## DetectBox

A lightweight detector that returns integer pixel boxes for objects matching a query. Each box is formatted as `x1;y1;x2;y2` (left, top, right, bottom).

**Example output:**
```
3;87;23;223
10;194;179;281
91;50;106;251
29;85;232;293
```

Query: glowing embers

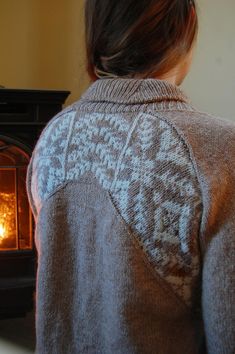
0;139;32;252
0;224;4;237
0;192;16;249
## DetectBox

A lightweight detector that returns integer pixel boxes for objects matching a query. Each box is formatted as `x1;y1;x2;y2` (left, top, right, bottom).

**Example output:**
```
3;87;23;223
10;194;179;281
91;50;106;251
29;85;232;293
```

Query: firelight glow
0;223;6;240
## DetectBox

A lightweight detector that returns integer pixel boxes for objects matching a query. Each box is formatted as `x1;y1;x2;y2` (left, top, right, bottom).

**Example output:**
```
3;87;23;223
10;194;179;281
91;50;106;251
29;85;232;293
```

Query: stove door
0;136;35;319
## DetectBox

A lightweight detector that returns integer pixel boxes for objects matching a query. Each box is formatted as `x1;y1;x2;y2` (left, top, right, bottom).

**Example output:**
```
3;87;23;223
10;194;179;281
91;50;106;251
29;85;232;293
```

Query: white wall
182;0;235;121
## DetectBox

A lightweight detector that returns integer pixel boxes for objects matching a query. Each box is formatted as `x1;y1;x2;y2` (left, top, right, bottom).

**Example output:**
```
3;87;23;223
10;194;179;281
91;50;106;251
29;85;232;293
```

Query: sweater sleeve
163;110;235;353
202;227;235;354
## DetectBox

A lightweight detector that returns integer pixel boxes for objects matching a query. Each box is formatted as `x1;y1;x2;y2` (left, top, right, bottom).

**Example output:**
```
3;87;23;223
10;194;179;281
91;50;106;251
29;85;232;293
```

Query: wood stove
0;88;70;319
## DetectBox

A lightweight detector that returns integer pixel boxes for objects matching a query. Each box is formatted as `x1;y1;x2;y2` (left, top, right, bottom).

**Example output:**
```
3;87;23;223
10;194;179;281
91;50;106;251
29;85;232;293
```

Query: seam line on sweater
148;111;205;257
35;177;195;313
34;181;70;216
108;190;192;312
110;114;140;190
64;110;77;181
74;105;194;114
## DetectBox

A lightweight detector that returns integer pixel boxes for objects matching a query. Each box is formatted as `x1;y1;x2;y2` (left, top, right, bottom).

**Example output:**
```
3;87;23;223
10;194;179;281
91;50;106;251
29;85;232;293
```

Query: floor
0;311;35;353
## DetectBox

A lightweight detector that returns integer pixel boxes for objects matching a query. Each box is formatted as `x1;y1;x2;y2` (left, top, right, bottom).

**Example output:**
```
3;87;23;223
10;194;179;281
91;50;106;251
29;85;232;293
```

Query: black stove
0;88;70;319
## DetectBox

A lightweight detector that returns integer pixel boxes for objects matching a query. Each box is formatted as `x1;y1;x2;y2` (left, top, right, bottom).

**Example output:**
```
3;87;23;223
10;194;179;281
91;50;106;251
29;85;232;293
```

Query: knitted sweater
27;78;235;354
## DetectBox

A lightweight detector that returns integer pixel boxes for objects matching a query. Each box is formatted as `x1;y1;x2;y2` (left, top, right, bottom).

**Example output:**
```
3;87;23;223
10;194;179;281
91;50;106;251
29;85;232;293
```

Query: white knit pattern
31;105;202;306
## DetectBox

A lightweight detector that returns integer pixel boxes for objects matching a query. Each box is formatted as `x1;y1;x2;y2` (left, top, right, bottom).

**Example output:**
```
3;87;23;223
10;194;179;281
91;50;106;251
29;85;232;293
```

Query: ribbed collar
79;78;195;112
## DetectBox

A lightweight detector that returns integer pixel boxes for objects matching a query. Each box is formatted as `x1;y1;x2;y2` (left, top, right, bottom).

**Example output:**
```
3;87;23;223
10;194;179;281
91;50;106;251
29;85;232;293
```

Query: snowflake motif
31;110;202;306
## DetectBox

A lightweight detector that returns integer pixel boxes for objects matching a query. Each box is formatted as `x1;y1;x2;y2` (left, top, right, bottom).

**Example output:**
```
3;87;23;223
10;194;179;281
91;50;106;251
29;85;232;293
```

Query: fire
0;223;6;240
0;192;17;249
0;192;15;247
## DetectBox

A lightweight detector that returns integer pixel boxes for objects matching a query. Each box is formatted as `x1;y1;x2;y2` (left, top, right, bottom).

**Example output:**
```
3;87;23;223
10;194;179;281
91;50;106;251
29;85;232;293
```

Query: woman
27;0;235;353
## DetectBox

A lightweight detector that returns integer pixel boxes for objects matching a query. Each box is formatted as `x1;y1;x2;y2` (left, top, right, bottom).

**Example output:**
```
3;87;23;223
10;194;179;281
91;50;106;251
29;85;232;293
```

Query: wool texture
27;78;235;354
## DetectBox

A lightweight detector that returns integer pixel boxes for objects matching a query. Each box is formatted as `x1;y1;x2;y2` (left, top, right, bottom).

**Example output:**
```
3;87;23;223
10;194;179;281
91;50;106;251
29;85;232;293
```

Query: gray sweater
27;78;235;354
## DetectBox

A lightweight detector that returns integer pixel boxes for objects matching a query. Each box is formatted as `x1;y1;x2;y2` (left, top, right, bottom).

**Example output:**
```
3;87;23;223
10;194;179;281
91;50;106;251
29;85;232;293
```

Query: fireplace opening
0;136;32;252
0;135;35;319
0;88;70;319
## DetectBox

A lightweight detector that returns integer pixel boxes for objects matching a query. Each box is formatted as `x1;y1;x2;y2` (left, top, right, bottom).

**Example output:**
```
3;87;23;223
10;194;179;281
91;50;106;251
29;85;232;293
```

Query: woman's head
85;0;198;82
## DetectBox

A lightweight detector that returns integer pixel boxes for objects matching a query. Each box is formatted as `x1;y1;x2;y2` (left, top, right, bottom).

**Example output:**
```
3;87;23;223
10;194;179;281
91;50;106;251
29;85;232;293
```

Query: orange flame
0;223;6;240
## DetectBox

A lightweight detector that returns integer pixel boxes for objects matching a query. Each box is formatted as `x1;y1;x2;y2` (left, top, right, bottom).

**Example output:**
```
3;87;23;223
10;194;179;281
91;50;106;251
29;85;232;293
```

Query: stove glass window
0;140;32;251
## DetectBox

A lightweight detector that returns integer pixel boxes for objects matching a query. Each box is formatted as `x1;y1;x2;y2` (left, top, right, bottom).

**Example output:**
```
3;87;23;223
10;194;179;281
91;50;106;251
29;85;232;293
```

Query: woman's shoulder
183;109;235;133
160;108;235;156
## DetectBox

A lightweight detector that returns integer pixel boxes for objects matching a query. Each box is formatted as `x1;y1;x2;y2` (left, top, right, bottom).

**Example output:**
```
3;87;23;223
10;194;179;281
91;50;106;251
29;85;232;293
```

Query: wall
0;0;89;105
0;0;234;119
183;0;235;120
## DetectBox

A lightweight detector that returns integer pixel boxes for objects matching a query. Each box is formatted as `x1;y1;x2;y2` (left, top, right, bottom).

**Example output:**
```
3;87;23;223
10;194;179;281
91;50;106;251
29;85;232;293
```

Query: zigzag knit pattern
31;108;202;306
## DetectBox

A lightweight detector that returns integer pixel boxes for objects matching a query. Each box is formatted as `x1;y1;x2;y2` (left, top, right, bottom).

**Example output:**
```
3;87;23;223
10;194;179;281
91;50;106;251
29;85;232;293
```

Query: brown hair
85;0;198;81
